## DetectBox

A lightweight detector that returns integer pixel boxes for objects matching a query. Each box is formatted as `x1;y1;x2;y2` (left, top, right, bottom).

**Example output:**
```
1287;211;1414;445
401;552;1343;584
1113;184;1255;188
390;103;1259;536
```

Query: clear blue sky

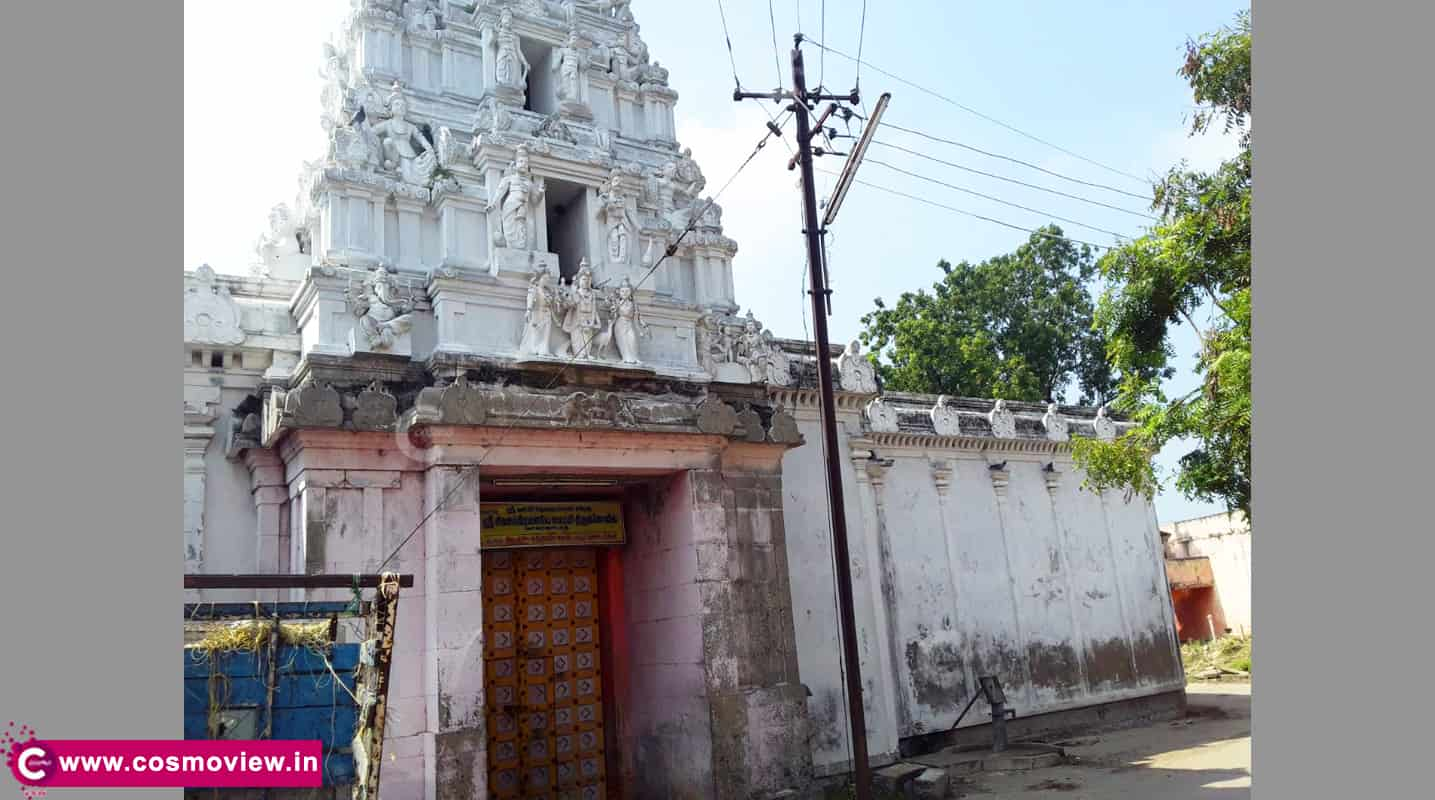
648;1;1247;523
185;0;1248;524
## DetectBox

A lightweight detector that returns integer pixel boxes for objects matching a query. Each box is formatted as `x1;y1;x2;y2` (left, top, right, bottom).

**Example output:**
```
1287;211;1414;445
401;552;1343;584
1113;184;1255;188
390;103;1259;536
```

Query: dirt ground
958;681;1250;798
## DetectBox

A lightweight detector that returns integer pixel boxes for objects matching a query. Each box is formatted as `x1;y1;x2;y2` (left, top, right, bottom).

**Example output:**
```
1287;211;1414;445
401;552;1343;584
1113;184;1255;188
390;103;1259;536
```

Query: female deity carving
518;267;559;357
609;278;648;365
494;10;530;89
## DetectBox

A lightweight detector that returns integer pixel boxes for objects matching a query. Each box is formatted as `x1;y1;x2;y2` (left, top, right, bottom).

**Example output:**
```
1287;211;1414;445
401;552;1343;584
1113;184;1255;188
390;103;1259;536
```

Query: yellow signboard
479;501;626;550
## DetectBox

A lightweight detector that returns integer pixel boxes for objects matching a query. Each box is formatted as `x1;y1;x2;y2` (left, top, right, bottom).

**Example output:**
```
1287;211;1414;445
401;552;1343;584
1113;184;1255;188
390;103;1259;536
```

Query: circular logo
11;741;56;786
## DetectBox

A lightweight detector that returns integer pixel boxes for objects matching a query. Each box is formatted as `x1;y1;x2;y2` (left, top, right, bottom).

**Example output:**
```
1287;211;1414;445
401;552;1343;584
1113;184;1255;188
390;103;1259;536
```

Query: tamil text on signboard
479;501;626;549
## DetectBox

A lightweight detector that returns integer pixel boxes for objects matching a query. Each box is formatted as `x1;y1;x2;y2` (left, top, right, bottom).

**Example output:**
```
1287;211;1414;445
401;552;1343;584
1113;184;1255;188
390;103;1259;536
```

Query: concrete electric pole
735;33;889;800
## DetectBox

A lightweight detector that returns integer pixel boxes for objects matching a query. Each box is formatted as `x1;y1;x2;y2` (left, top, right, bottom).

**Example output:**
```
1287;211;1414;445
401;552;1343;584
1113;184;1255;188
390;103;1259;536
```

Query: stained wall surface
781;408;1185;771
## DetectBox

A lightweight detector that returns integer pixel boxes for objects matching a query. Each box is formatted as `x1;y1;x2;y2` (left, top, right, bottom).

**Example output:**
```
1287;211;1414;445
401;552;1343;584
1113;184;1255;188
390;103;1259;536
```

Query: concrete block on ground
913;768;950;800
874;762;926;798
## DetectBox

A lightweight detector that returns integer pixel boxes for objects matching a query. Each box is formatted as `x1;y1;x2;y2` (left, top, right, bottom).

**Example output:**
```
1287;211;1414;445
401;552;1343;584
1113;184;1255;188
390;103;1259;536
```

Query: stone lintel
290;352;429;389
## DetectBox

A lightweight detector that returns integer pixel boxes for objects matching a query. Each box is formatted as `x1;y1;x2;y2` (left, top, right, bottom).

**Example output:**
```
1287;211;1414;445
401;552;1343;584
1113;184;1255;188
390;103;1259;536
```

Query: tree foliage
858;226;1114;405
1073;10;1252;518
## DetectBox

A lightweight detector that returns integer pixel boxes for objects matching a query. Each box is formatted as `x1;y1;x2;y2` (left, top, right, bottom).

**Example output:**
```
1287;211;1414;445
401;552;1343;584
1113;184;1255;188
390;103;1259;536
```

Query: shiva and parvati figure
370;82;437;184
519;265;560;357
489;145;546;250
519;263;649;364
729;312;789;384
561;261;609;359
348;269;417;352
494;10;530;90
597;170;638;268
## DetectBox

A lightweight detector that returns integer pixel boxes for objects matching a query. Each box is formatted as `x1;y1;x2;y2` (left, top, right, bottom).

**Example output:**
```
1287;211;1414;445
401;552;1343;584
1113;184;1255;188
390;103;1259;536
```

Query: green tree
1072;10;1252;517
858;225;1114;405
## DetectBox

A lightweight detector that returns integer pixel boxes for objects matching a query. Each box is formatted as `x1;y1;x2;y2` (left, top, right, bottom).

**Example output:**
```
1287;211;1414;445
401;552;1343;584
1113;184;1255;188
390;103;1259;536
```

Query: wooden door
484;548;606;799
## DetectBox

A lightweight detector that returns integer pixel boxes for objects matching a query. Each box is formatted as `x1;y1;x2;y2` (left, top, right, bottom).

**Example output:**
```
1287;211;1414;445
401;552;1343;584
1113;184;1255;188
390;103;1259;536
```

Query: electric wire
714;0;743;89
872;139;1157;220
866;157;1134;240
768;0;785;89
806;37;1153;186
376;120;791;571
819;0;826;89
882;120;1155;202
856;0;868;92
814;164;1120;251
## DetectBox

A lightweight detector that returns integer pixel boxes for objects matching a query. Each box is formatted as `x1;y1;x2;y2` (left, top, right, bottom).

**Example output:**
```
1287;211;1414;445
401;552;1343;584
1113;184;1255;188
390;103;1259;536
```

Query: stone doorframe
249;424;814;800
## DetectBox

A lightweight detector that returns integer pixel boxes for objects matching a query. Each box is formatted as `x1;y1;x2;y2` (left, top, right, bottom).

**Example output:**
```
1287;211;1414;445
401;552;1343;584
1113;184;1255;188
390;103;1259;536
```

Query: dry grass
185;619;332;655
1182;634;1252;676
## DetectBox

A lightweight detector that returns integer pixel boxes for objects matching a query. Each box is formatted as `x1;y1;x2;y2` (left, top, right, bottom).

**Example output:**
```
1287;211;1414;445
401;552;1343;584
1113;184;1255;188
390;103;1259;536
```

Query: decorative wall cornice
866;431;1072;456
768;387;873;412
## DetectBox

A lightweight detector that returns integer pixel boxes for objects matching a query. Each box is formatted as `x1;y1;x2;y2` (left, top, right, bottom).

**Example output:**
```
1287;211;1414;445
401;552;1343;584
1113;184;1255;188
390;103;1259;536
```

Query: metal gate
484;548;605;799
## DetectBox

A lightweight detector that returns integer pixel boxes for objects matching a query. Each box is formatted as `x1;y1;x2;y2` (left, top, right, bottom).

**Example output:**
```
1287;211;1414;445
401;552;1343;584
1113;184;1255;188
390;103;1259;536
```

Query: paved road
960;682;1251;798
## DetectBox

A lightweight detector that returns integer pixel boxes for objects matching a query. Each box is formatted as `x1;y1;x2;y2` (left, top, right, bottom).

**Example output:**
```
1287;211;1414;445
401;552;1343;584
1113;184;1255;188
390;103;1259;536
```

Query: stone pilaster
859;452;908;735
244;448;288;601
688;461;813;799
1040;462;1092;693
988;460;1036;706
183;385;221;573
421;464;486;800
844;439;901;758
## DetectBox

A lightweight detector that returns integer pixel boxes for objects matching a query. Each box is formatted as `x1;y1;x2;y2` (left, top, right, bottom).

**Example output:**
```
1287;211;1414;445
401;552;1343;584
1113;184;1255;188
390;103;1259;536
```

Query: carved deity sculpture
370;83;437;184
584;0;629;19
556;0;611;26
641;61;669;86
653;161;676;216
696;313;723;374
1093;405;1117;441
623;21;649;71
733;313;762;366
731;313;785;383
494;10;530;89
518;267;560;357
598;170;638;267
488;145;545;250
608;44;634;83
759;329;791;385
252;204;303;278
185;265;246;346
930;395;962;437
836;340;879;393
553;30;586;104
1042;402;1070;442
988;398;1017;439
318;42;352;134
561;262;609;359
676;148;706;198
402;0;440;32
608;277;648;364
348;269;416;351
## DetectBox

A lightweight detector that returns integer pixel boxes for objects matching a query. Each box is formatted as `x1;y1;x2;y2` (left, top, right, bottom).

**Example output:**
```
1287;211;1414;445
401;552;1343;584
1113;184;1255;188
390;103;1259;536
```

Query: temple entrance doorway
478;485;628;799
483;546;607;798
